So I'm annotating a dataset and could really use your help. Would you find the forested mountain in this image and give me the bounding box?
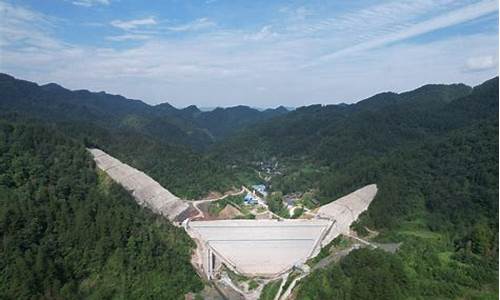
[193,105,289,138]
[0,120,202,299]
[0,73,287,198]
[0,73,288,148]
[0,73,497,299]
[211,77,498,299]
[212,79,493,163]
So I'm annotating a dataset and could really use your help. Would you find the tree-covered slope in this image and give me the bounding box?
[295,85,498,298]
[0,73,287,198]
[0,120,202,299]
[212,79,489,163]
[0,73,211,149]
[0,73,288,148]
[213,77,499,299]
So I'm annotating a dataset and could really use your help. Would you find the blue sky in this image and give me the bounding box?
[0,0,498,107]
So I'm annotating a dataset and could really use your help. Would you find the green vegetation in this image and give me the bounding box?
[298,192,318,209]
[280,270,301,296]
[224,265,259,291]
[78,125,238,199]
[266,192,289,218]
[0,73,497,299]
[259,279,282,300]
[307,235,349,267]
[270,163,328,195]
[207,195,259,219]
[248,280,259,290]
[297,248,409,300]
[0,73,289,199]
[225,266,250,284]
[291,207,304,219]
[0,121,202,299]
[215,77,499,299]
[351,220,369,237]
[208,195,244,216]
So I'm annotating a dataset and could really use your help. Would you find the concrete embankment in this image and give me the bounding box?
[88,148,189,222]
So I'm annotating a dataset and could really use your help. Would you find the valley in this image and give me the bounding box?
[88,147,379,299]
[0,74,497,299]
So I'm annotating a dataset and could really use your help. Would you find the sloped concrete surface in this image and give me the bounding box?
[88,148,189,222]
[317,184,378,247]
[187,219,332,277]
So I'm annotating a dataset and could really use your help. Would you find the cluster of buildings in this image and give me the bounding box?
[252,184,267,197]
[244,193,259,205]
[243,184,268,205]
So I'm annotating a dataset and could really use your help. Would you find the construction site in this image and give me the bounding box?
[89,148,379,300]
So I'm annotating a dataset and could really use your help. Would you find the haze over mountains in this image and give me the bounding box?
[0,73,288,149]
[0,73,498,299]
[0,72,494,150]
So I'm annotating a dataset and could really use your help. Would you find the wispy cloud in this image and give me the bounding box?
[106,34,151,41]
[167,18,215,32]
[465,55,498,72]
[0,0,497,107]
[245,26,278,41]
[111,17,157,30]
[306,0,498,66]
[72,0,110,7]
[0,1,62,50]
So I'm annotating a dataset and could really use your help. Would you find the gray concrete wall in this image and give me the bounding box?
[88,148,189,222]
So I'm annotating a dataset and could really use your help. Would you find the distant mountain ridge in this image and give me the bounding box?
[0,73,289,149]
[212,76,497,164]
[0,72,497,299]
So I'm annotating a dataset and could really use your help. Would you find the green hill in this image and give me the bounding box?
[0,73,497,299]
[0,120,202,299]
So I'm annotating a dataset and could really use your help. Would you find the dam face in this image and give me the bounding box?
[187,219,333,277]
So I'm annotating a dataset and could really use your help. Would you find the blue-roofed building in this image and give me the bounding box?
[252,184,268,197]
[244,193,258,205]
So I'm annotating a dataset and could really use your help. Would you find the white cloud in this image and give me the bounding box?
[0,0,498,107]
[0,1,62,50]
[106,34,151,41]
[465,55,498,71]
[110,17,157,30]
[167,18,215,32]
[245,26,278,41]
[72,0,110,7]
[306,0,498,66]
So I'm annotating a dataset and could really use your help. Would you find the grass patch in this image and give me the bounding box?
[298,192,318,209]
[437,251,454,264]
[280,271,301,296]
[208,195,245,216]
[259,279,282,300]
[256,206,267,213]
[225,266,250,284]
[291,207,304,219]
[398,230,442,240]
[234,214,256,219]
[351,220,369,237]
[307,235,353,267]
[396,219,443,240]
[248,280,259,291]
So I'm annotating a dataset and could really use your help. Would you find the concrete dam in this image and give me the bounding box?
[88,148,378,279]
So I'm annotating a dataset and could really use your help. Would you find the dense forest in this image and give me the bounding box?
[0,73,286,198]
[295,118,498,299]
[0,73,498,299]
[0,121,202,299]
[209,77,499,298]
[0,73,287,149]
